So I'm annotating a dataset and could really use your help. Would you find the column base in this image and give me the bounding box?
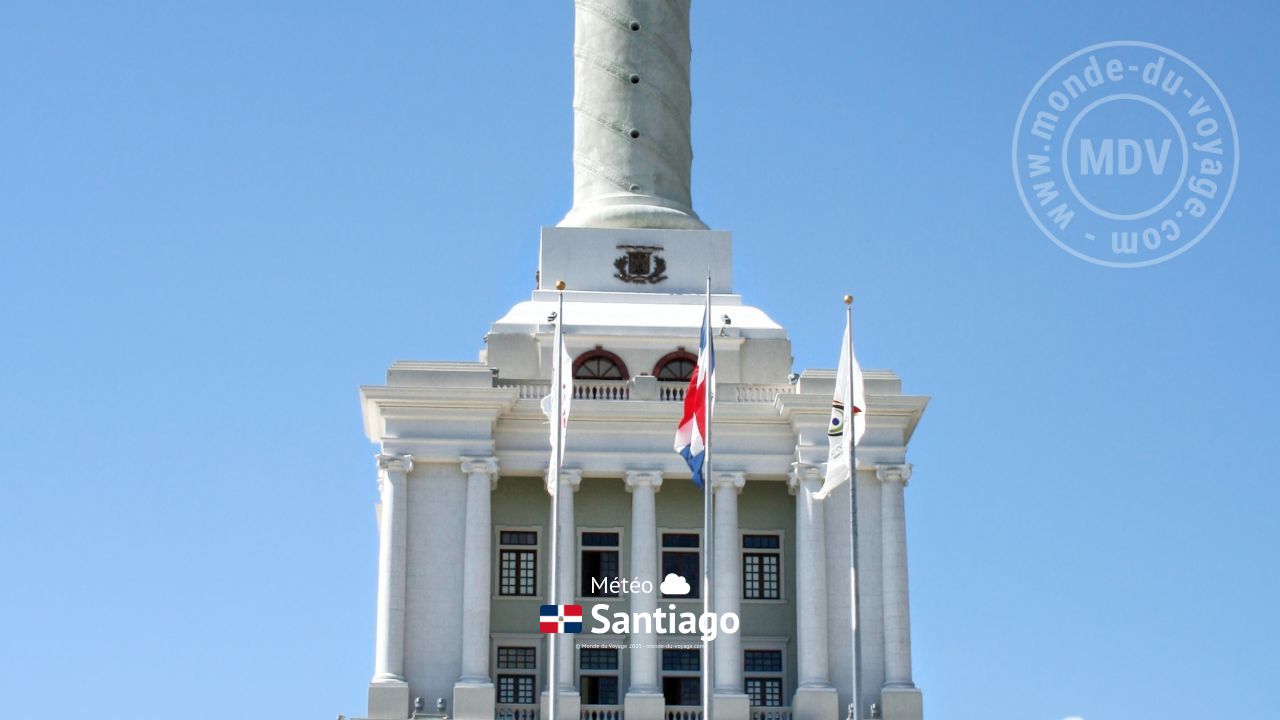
[540,690,581,720]
[878,686,923,720]
[791,686,838,720]
[452,681,495,720]
[624,691,665,720]
[368,679,411,720]
[712,692,750,720]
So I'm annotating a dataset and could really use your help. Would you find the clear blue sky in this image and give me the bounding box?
[2,3,1277,719]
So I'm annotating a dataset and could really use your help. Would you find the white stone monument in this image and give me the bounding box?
[356,3,928,720]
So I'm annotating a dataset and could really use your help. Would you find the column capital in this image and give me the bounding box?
[787,463,823,495]
[712,471,746,492]
[376,453,414,475]
[461,456,499,490]
[876,463,913,486]
[624,470,664,492]
[545,467,583,492]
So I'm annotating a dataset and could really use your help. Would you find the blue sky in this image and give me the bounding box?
[2,2,1277,719]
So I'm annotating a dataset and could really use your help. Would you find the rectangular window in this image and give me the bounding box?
[581,531,621,597]
[499,530,538,597]
[744,650,783,672]
[497,675,535,705]
[581,675,619,705]
[580,647,619,670]
[498,647,537,669]
[744,649,784,707]
[496,645,537,705]
[661,533,701,599]
[663,677,701,706]
[661,649,701,706]
[580,647,620,705]
[662,649,701,672]
[745,678,783,707]
[742,534,781,600]
[501,530,537,546]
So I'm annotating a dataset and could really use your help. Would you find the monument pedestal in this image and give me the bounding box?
[452,681,495,720]
[539,690,581,720]
[368,679,411,720]
[624,691,665,720]
[791,686,839,720]
[879,687,923,720]
[712,692,750,720]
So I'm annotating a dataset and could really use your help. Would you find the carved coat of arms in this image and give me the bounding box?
[614,245,667,284]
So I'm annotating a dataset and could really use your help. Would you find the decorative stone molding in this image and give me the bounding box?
[460,456,500,489]
[711,471,746,492]
[376,453,414,474]
[876,463,913,486]
[787,462,823,495]
[546,467,584,491]
[624,470,664,492]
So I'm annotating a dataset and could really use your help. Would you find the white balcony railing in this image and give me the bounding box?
[657,382,686,402]
[664,709,702,720]
[573,379,631,400]
[499,380,550,400]
[750,708,792,720]
[734,384,795,403]
[496,704,539,720]
[580,705,623,720]
[496,379,794,404]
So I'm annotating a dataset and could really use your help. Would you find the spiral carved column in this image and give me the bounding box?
[559,0,707,230]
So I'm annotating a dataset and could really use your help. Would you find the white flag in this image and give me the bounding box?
[541,319,572,493]
[815,314,865,499]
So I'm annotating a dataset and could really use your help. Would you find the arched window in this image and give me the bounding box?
[574,348,629,380]
[653,349,698,381]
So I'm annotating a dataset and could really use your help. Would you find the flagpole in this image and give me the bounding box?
[702,274,715,720]
[548,281,566,720]
[844,295,862,720]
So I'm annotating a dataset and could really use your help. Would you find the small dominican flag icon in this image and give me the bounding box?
[539,604,583,634]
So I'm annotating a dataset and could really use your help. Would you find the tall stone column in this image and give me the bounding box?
[711,472,749,720]
[789,464,839,720]
[542,469,583,720]
[624,471,665,720]
[877,464,923,720]
[559,0,706,229]
[370,453,413,719]
[454,457,500,719]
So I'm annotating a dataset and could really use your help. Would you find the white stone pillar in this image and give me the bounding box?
[711,471,749,720]
[541,469,583,720]
[557,469,582,692]
[454,457,499,719]
[373,453,412,683]
[369,453,412,719]
[624,471,665,720]
[877,464,915,689]
[790,465,831,686]
[789,464,839,720]
[625,471,663,690]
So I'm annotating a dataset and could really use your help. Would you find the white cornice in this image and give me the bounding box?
[360,385,517,443]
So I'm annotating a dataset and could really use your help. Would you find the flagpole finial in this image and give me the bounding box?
[844,294,853,305]
[556,280,566,291]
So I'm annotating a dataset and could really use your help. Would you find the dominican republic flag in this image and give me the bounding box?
[539,604,583,634]
[815,311,866,499]
[674,306,715,487]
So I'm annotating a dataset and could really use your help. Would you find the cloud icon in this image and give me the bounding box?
[661,573,691,596]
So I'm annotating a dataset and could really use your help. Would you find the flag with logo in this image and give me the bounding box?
[674,306,714,486]
[815,312,865,499]
[539,604,583,634]
[541,314,572,493]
